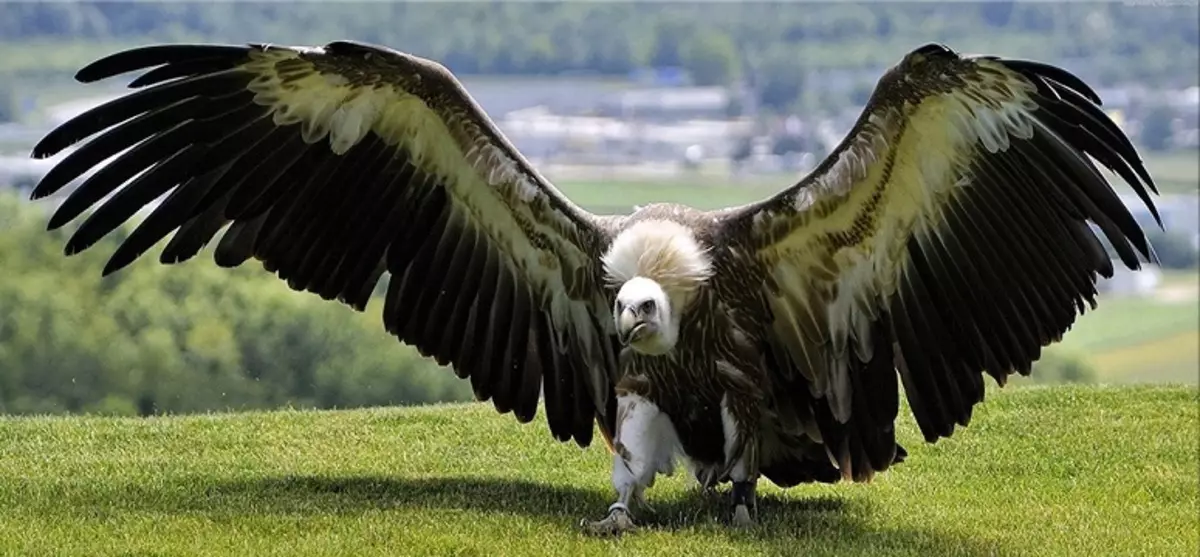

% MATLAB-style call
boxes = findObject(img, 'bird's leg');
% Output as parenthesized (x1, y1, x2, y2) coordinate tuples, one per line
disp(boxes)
(579, 453, 641, 536)
(581, 394, 672, 536)
(721, 394, 761, 528)
(730, 476, 758, 528)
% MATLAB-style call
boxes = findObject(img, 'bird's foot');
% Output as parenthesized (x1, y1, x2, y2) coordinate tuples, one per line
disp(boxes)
(729, 480, 757, 528)
(731, 504, 755, 528)
(580, 502, 638, 537)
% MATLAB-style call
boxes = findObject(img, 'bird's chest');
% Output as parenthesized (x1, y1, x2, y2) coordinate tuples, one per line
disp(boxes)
(617, 353, 723, 414)
(615, 341, 758, 466)
(614, 307, 762, 403)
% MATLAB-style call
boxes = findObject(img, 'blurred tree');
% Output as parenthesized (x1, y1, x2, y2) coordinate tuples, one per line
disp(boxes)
(1139, 105, 1177, 152)
(0, 2, 1197, 118)
(756, 53, 805, 113)
(648, 19, 693, 68)
(1028, 348, 1099, 385)
(681, 30, 739, 86)
(0, 191, 473, 416)
(1146, 229, 1200, 270)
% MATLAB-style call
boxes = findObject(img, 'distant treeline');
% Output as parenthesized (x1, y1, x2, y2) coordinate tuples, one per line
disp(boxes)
(0, 192, 472, 416)
(0, 2, 1197, 115)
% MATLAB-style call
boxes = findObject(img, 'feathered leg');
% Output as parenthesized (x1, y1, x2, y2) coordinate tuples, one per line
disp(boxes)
(581, 393, 677, 536)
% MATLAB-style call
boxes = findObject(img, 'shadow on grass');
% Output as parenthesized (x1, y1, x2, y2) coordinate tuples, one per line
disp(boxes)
(123, 474, 1006, 554)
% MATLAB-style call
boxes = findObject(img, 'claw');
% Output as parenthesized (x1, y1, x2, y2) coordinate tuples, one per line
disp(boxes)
(580, 503, 638, 537)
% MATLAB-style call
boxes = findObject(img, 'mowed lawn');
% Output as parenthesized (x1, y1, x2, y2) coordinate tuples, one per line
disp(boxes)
(0, 386, 1195, 557)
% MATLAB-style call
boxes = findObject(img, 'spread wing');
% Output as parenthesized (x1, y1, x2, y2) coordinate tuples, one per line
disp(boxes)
(714, 44, 1159, 480)
(29, 40, 625, 448)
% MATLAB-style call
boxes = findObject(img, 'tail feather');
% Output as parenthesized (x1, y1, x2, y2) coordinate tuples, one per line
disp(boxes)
(760, 436, 907, 487)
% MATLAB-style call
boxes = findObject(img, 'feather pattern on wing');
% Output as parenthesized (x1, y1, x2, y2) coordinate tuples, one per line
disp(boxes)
(714, 43, 1159, 479)
(29, 40, 627, 448)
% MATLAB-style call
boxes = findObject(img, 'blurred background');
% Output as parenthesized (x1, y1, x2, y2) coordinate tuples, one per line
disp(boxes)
(0, 2, 1196, 417)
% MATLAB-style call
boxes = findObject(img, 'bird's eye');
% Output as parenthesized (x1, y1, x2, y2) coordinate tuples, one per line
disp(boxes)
(639, 300, 656, 314)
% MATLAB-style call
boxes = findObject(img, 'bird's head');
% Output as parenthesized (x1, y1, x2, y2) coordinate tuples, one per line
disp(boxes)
(602, 219, 714, 357)
(614, 276, 677, 355)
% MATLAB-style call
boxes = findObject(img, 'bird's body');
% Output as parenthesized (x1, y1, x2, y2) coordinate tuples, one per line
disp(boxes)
(609, 204, 768, 483)
(29, 39, 1161, 534)
(602, 202, 888, 495)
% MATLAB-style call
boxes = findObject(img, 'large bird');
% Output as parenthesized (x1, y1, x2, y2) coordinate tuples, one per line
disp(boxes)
(29, 40, 1159, 534)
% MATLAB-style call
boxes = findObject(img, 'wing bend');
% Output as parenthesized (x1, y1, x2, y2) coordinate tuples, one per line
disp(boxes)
(29, 40, 624, 447)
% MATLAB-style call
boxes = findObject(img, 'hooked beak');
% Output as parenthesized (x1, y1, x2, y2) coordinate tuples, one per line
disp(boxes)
(617, 307, 650, 346)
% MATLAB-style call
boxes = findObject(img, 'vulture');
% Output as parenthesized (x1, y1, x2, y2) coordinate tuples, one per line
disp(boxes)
(28, 40, 1160, 534)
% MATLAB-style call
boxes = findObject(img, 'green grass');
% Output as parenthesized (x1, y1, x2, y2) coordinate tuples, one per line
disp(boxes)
(1, 386, 1195, 556)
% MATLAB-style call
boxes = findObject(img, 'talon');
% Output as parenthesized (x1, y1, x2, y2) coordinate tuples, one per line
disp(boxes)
(580, 504, 638, 536)
(731, 504, 755, 528)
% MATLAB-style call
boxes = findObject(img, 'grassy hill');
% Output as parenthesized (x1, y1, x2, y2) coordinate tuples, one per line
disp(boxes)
(1, 386, 1195, 556)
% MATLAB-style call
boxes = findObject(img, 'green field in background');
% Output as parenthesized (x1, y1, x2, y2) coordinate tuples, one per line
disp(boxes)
(557, 178, 782, 213)
(554, 150, 1196, 214)
(1138, 151, 1200, 194)
(1057, 294, 1198, 385)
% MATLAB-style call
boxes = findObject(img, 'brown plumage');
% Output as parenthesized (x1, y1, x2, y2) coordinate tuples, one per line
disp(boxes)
(28, 40, 1160, 533)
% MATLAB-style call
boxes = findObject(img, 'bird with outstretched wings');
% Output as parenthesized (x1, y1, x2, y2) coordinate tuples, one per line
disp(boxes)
(29, 40, 1159, 534)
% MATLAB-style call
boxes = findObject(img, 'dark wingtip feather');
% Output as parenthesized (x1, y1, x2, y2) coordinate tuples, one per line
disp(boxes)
(101, 251, 131, 277)
(74, 44, 250, 83)
(62, 235, 87, 257)
(1002, 55, 1163, 260)
(1001, 58, 1103, 106)
(31, 130, 76, 160)
(1049, 83, 1162, 209)
(46, 205, 77, 231)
